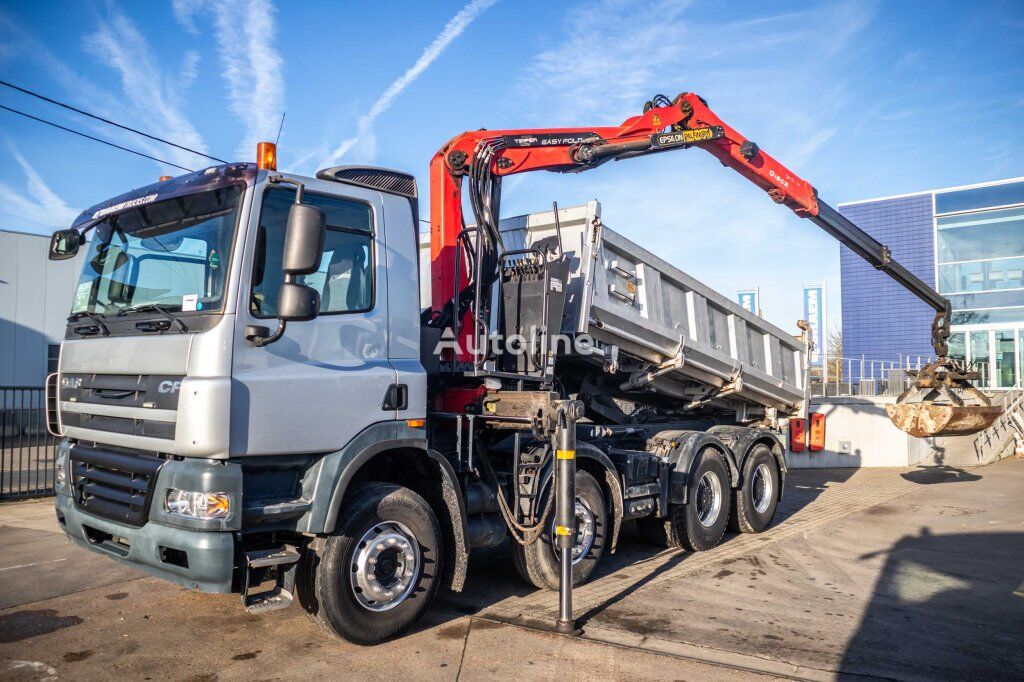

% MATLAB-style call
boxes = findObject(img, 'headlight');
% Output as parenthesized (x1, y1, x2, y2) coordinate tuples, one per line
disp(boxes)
(54, 459, 66, 487)
(164, 489, 231, 520)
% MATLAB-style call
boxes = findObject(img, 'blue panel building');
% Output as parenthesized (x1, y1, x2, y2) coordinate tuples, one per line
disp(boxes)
(839, 177, 1024, 390)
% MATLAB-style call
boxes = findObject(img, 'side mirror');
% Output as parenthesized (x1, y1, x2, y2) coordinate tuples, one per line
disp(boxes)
(49, 229, 82, 260)
(247, 178, 326, 348)
(277, 282, 320, 321)
(282, 203, 325, 275)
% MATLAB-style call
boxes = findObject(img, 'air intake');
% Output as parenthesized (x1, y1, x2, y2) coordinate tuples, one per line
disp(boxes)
(317, 166, 418, 199)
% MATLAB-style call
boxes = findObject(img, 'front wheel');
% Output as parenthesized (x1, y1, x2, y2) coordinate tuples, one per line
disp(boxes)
(297, 483, 443, 645)
(512, 470, 607, 590)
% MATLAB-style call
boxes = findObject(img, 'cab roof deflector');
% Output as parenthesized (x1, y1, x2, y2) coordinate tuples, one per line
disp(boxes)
(316, 166, 418, 199)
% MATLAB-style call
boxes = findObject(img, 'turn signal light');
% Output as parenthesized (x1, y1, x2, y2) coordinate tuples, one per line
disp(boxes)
(789, 418, 806, 452)
(257, 141, 277, 171)
(809, 413, 826, 451)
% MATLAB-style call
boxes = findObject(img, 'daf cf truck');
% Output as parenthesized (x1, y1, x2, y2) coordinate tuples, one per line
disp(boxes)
(45, 91, 996, 644)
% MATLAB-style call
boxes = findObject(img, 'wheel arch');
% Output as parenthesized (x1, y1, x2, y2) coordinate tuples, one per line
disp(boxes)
(575, 443, 625, 554)
(708, 425, 787, 500)
(659, 431, 738, 505)
(302, 421, 470, 592)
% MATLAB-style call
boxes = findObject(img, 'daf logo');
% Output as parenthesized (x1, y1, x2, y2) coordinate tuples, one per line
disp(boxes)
(158, 380, 182, 394)
(60, 377, 82, 389)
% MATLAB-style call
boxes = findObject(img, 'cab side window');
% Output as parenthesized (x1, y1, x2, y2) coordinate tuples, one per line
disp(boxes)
(251, 189, 374, 318)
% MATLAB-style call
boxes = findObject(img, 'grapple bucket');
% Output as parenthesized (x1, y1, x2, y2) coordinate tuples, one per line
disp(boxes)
(886, 400, 1002, 438)
(886, 360, 1002, 438)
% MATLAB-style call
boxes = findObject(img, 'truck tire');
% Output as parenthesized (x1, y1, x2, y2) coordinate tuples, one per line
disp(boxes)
(511, 470, 606, 590)
(296, 483, 443, 645)
(728, 444, 780, 533)
(664, 448, 731, 551)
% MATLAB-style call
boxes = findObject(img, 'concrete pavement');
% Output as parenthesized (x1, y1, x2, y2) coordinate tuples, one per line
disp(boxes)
(1, 459, 1022, 680)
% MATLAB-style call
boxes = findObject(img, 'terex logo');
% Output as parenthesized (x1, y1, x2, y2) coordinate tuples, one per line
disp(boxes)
(158, 380, 182, 394)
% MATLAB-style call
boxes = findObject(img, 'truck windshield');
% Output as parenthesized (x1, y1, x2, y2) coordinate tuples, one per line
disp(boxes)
(70, 186, 243, 316)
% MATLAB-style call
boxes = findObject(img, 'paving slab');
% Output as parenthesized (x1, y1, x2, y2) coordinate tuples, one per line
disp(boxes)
(1, 459, 1022, 680)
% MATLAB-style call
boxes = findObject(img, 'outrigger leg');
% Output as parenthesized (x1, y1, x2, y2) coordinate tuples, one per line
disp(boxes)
(554, 400, 584, 635)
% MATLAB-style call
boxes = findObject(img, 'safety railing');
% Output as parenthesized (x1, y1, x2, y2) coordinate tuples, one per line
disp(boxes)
(1, 386, 60, 500)
(809, 355, 933, 398)
(971, 384, 1024, 462)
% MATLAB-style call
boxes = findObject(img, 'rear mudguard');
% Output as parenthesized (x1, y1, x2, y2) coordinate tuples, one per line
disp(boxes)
(649, 430, 739, 506)
(708, 425, 787, 499)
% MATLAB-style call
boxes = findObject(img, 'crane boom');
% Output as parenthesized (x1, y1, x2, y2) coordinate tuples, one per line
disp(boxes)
(427, 91, 999, 438)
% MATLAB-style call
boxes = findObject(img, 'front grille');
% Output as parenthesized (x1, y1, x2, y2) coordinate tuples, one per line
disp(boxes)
(59, 373, 183, 410)
(70, 444, 165, 527)
(60, 412, 175, 439)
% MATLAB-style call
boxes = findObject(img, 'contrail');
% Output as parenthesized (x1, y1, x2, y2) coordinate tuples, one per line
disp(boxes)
(321, 0, 497, 167)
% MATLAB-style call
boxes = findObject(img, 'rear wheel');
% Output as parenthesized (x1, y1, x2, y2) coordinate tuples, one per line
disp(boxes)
(729, 445, 780, 533)
(512, 470, 607, 590)
(297, 483, 443, 645)
(664, 448, 731, 551)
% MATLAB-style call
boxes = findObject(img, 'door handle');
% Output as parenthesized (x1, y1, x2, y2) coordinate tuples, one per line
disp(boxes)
(382, 384, 408, 411)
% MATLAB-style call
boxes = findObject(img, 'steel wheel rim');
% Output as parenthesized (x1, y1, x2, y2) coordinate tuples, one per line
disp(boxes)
(350, 521, 421, 612)
(696, 470, 722, 527)
(751, 462, 773, 514)
(551, 498, 596, 565)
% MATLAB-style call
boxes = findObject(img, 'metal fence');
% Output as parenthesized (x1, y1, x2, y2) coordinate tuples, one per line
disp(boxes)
(809, 355, 932, 398)
(1, 386, 59, 500)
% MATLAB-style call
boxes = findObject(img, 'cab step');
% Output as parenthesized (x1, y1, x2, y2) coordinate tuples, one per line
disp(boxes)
(242, 546, 300, 614)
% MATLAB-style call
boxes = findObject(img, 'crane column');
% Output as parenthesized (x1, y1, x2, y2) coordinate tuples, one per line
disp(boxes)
(554, 400, 584, 635)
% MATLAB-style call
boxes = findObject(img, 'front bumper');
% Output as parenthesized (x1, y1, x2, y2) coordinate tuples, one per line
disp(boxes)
(56, 491, 236, 592)
(53, 440, 241, 593)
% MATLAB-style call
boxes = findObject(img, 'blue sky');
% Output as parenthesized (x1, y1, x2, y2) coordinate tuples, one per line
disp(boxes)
(1, 0, 1022, 333)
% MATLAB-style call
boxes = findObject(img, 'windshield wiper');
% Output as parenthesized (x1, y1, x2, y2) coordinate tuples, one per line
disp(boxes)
(117, 304, 188, 333)
(67, 311, 110, 336)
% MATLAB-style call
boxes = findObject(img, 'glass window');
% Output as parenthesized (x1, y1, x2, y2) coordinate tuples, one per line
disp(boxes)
(995, 330, 1016, 388)
(969, 330, 990, 386)
(952, 307, 1024, 325)
(935, 180, 1024, 214)
(251, 188, 373, 318)
(936, 206, 1024, 266)
(1019, 330, 1024, 385)
(47, 345, 60, 374)
(939, 256, 1024, 294)
(948, 332, 966, 364)
(72, 186, 242, 314)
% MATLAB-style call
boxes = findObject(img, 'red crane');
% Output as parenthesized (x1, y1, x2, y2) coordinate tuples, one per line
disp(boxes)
(426, 92, 999, 438)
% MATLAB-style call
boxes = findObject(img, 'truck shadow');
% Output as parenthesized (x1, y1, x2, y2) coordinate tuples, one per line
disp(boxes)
(838, 527, 1024, 678)
(432, 468, 857, 629)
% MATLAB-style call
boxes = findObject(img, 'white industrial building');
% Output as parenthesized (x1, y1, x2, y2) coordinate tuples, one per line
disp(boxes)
(0, 228, 86, 386)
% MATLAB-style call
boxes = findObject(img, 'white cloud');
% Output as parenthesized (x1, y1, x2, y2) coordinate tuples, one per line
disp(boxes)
(84, 8, 209, 171)
(171, 0, 205, 34)
(171, 0, 286, 161)
(210, 0, 286, 159)
(505, 0, 877, 331)
(0, 143, 77, 232)
(319, 0, 498, 168)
